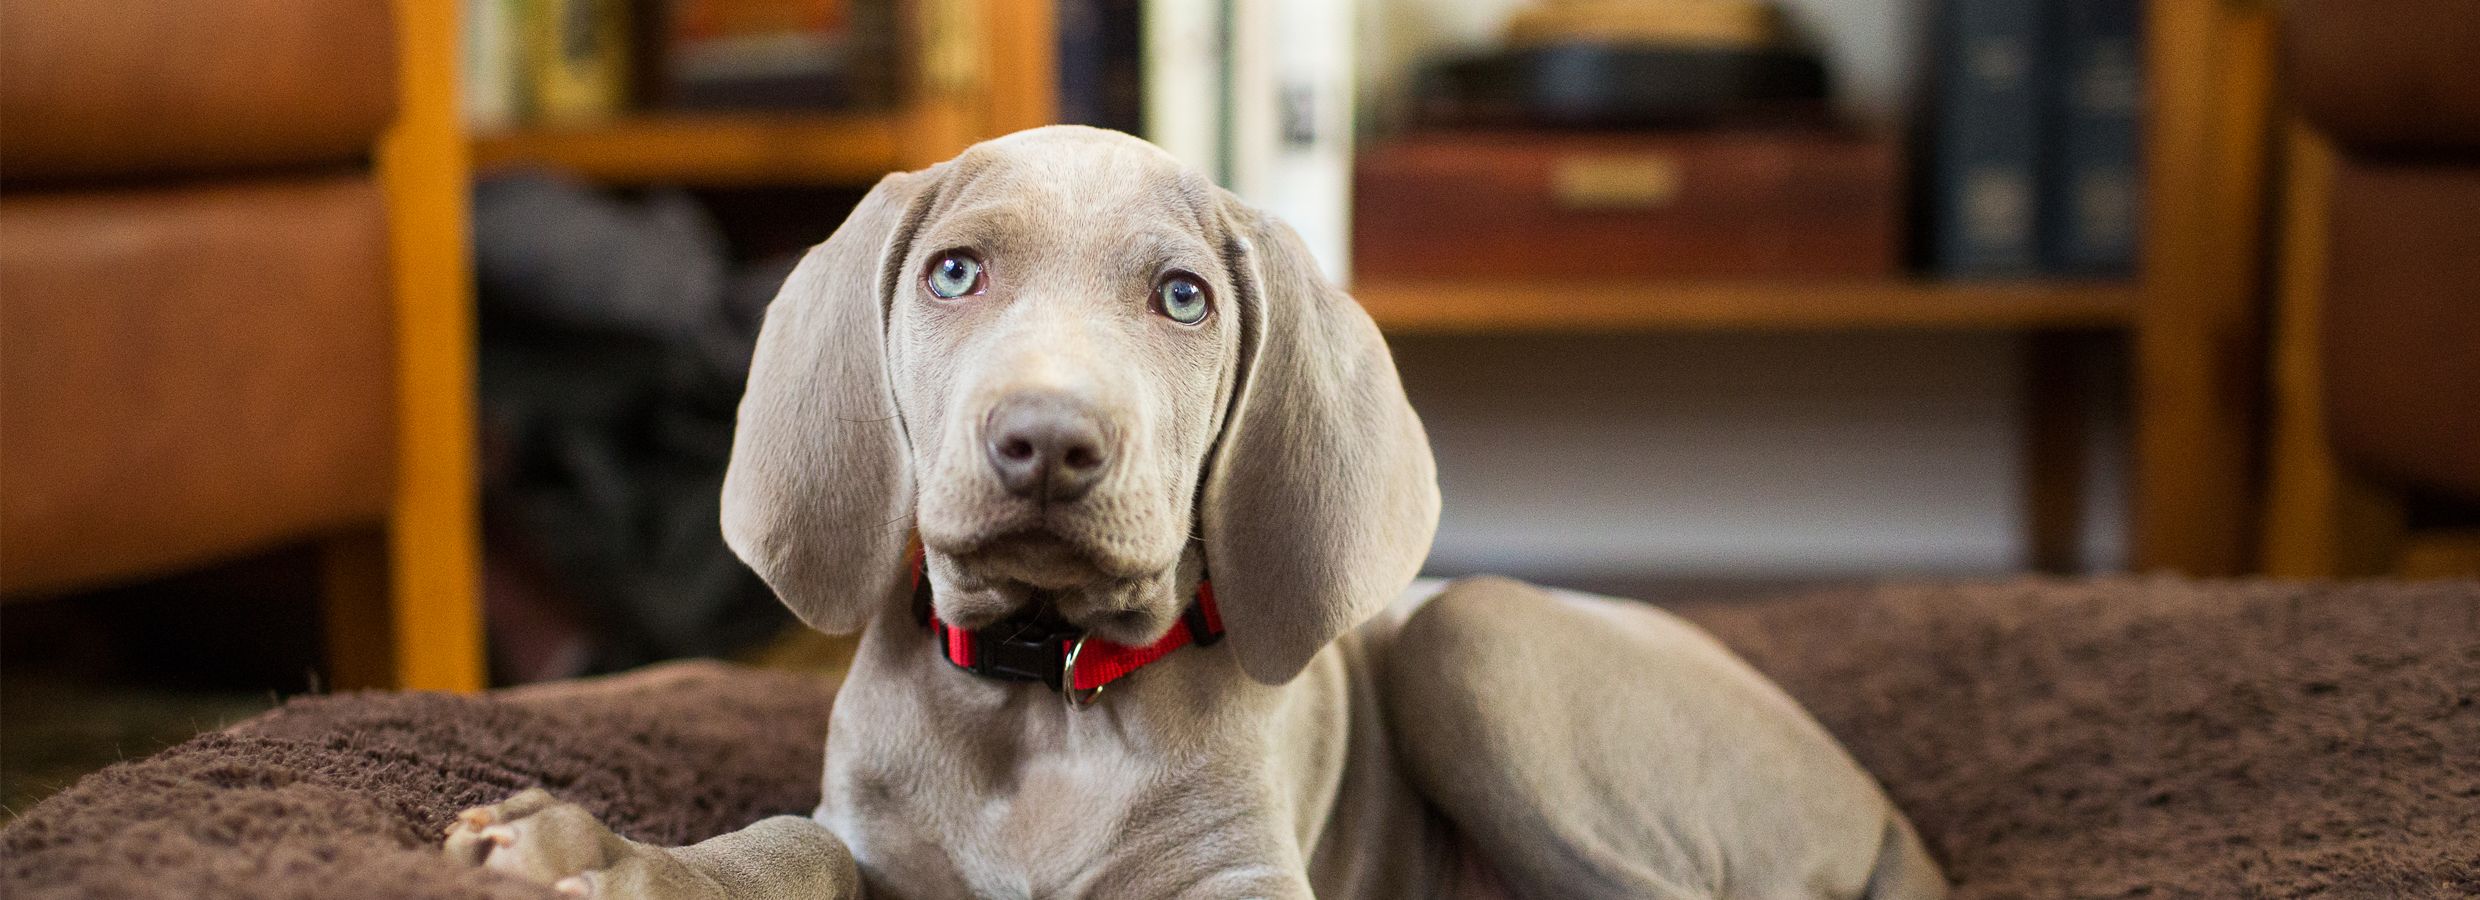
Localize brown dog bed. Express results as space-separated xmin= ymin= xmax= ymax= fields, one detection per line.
xmin=6 ymin=578 xmax=2476 ymax=898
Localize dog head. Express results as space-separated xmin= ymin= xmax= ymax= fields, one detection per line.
xmin=722 ymin=126 xmax=1438 ymax=685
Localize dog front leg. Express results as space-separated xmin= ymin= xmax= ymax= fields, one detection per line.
xmin=445 ymin=789 xmax=861 ymax=900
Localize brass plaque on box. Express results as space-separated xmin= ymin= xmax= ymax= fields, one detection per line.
xmin=1552 ymin=154 xmax=1683 ymax=210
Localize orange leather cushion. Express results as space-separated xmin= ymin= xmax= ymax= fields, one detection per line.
xmin=2321 ymin=161 xmax=2480 ymax=503
xmin=2285 ymin=0 xmax=2480 ymax=155
xmin=0 ymin=0 xmax=397 ymax=182
xmin=1 ymin=178 xmax=396 ymax=596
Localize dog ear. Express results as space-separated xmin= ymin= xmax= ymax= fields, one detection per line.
xmin=722 ymin=170 xmax=937 ymax=634
xmin=1202 ymin=195 xmax=1441 ymax=684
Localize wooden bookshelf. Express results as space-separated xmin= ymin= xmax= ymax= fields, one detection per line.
xmin=1353 ymin=279 xmax=2139 ymax=334
xmin=449 ymin=0 xmax=2278 ymax=578
xmin=471 ymin=114 xmax=905 ymax=185
xmin=348 ymin=0 xmax=482 ymax=691
xmin=465 ymin=0 xmax=1057 ymax=186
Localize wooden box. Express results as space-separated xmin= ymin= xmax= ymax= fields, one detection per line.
xmin=1352 ymin=130 xmax=1901 ymax=280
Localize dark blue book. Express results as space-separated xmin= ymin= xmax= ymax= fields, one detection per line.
xmin=1924 ymin=0 xmax=2050 ymax=275
xmin=2040 ymin=0 xmax=2144 ymax=275
xmin=1057 ymin=0 xmax=1143 ymax=134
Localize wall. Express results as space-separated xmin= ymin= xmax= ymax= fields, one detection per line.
xmin=1393 ymin=332 xmax=2127 ymax=582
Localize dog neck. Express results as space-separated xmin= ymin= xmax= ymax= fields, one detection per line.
xmin=821 ymin=580 xmax=1346 ymax=896
xmin=906 ymin=540 xmax=1226 ymax=704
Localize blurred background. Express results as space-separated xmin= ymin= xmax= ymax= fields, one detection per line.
xmin=4 ymin=0 xmax=2476 ymax=813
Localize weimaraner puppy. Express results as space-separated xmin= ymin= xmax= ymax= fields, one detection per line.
xmin=444 ymin=125 xmax=1943 ymax=900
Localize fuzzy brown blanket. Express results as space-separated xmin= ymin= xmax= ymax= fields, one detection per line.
xmin=5 ymin=579 xmax=2476 ymax=898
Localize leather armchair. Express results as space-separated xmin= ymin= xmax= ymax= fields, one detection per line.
xmin=2261 ymin=0 xmax=2480 ymax=576
xmin=0 ymin=0 xmax=483 ymax=688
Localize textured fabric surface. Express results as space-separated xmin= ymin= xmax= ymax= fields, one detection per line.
xmin=1679 ymin=578 xmax=2480 ymax=898
xmin=6 ymin=580 xmax=2477 ymax=897
xmin=1 ymin=662 xmax=832 ymax=899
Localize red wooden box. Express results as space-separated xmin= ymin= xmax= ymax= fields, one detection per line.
xmin=1352 ymin=130 xmax=1901 ymax=280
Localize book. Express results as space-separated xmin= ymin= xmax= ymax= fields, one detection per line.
xmin=527 ymin=0 xmax=633 ymax=125
xmin=1223 ymin=0 xmax=1356 ymax=282
xmin=1142 ymin=0 xmax=1226 ymax=177
xmin=1057 ymin=0 xmax=1143 ymax=133
xmin=2040 ymin=0 xmax=2143 ymax=275
xmin=1921 ymin=0 xmax=2049 ymax=275
xmin=463 ymin=0 xmax=526 ymax=130
xmin=658 ymin=0 xmax=894 ymax=110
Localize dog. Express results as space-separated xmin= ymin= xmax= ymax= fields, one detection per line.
xmin=443 ymin=126 xmax=1944 ymax=900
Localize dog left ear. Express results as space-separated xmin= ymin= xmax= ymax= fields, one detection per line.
xmin=1202 ymin=194 xmax=1442 ymax=685
xmin=721 ymin=169 xmax=938 ymax=634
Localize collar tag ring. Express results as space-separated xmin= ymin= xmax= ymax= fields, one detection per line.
xmin=1062 ymin=634 xmax=1104 ymax=710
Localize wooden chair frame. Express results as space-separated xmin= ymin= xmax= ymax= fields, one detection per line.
xmin=323 ymin=0 xmax=486 ymax=692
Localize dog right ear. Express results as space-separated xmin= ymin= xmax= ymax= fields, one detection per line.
xmin=722 ymin=170 xmax=937 ymax=634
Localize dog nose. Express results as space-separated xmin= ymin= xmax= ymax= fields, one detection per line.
xmin=984 ymin=393 xmax=1110 ymax=502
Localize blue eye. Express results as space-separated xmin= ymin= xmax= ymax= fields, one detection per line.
xmin=925 ymin=252 xmax=985 ymax=299
xmin=1154 ymin=274 xmax=1210 ymax=325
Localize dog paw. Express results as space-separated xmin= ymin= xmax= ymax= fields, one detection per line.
xmin=443 ymin=789 xmax=717 ymax=899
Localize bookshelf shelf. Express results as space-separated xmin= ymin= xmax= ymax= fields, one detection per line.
xmin=1351 ymin=278 xmax=2138 ymax=334
xmin=471 ymin=114 xmax=905 ymax=185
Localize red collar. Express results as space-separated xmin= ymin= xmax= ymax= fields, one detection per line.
xmin=908 ymin=542 xmax=1223 ymax=701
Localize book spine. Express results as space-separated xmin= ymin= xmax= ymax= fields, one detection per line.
xmin=1058 ymin=0 xmax=1107 ymax=127
xmin=659 ymin=0 xmax=878 ymax=111
xmin=1057 ymin=0 xmax=1143 ymax=132
xmin=1223 ymin=0 xmax=1355 ymax=282
xmin=1097 ymin=0 xmax=1145 ymax=135
xmin=1142 ymin=0 xmax=1225 ymax=177
xmin=462 ymin=0 xmax=525 ymax=129
xmin=1925 ymin=0 xmax=2048 ymax=276
xmin=2040 ymin=0 xmax=2143 ymax=275
xmin=527 ymin=0 xmax=631 ymax=125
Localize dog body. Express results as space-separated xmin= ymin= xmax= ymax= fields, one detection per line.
xmin=811 ymin=594 xmax=1450 ymax=899
xmin=446 ymin=127 xmax=1941 ymax=900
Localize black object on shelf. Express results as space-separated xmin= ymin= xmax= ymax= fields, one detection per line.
xmin=472 ymin=172 xmax=795 ymax=681
xmin=1412 ymin=43 xmax=1832 ymax=130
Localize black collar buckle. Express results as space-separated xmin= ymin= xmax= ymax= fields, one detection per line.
xmin=956 ymin=616 xmax=1079 ymax=692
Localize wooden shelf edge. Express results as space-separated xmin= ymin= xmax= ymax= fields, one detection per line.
xmin=471 ymin=113 xmax=905 ymax=186
xmin=1350 ymin=278 xmax=2140 ymax=333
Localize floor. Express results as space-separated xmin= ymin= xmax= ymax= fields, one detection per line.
xmin=0 ymin=553 xmax=335 ymax=820
xmin=0 ymin=582 xmax=857 ymax=824
xmin=0 ymin=675 xmax=272 ymax=820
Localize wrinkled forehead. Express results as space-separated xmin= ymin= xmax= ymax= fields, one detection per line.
xmin=912 ymin=132 xmax=1225 ymax=266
